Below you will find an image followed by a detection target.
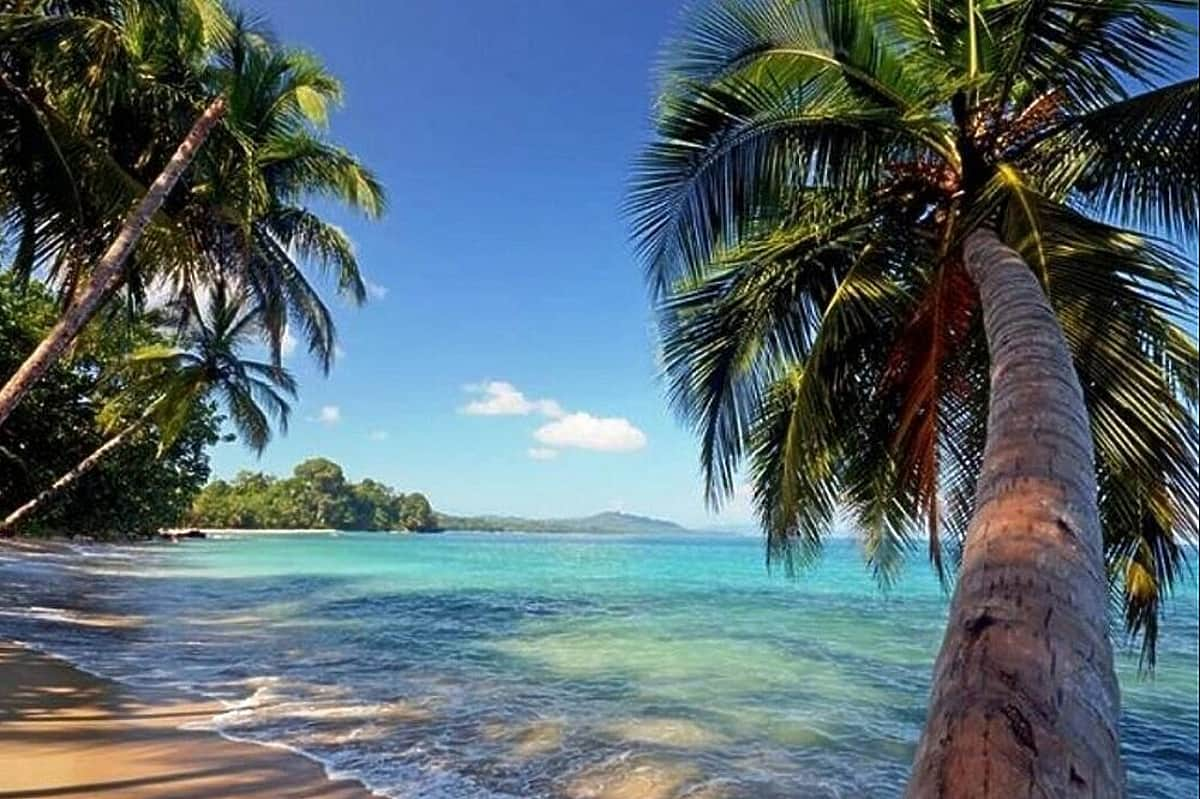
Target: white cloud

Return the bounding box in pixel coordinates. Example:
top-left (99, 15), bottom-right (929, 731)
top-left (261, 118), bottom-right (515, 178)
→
top-left (534, 412), bottom-right (647, 453)
top-left (365, 280), bottom-right (389, 300)
top-left (316, 405), bottom-right (341, 425)
top-left (367, 430), bottom-right (389, 441)
top-left (462, 381), bottom-right (564, 418)
top-left (463, 380), bottom-right (647, 456)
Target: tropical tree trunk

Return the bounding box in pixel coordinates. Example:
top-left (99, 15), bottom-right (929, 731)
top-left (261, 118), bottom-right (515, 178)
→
top-left (0, 418), bottom-right (147, 535)
top-left (0, 95), bottom-right (227, 429)
top-left (906, 228), bottom-right (1123, 797)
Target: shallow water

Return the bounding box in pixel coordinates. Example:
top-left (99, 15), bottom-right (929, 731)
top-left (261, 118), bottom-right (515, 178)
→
top-left (1, 533), bottom-right (1196, 798)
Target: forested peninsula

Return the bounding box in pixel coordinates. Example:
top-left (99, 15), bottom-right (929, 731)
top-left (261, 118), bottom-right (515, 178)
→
top-left (187, 458), bottom-right (437, 531)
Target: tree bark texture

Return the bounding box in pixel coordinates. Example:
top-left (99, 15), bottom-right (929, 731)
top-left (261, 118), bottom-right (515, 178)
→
top-left (906, 227), bottom-right (1123, 798)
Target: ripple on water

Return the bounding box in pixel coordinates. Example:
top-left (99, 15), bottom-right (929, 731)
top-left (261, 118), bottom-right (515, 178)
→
top-left (1, 534), bottom-right (1195, 799)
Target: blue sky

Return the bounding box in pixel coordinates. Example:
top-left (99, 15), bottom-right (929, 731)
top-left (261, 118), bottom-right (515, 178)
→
top-left (209, 0), bottom-right (746, 526)
top-left (211, 1), bottom-right (1198, 527)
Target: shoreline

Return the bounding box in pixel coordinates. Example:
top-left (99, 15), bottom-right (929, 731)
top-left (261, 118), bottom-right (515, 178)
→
top-left (0, 639), bottom-right (378, 799)
top-left (161, 527), bottom-right (339, 535)
top-left (165, 527), bottom-right (737, 536)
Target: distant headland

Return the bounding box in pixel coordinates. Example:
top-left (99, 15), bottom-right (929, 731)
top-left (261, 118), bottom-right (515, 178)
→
top-left (436, 510), bottom-right (690, 535)
top-left (188, 457), bottom-right (691, 535)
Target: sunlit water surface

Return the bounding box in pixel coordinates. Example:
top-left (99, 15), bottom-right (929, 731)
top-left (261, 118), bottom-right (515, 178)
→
top-left (1, 533), bottom-right (1195, 798)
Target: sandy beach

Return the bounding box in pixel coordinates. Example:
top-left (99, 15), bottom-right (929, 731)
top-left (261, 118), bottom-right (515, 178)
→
top-left (0, 641), bottom-right (374, 799)
top-left (161, 528), bottom-right (339, 536)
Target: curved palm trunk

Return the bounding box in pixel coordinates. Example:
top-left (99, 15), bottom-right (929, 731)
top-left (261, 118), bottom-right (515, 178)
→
top-left (0, 96), bottom-right (227, 430)
top-left (0, 418), bottom-right (146, 535)
top-left (907, 228), bottom-right (1122, 797)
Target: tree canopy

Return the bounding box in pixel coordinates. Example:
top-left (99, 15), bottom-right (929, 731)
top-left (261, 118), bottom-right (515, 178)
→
top-left (0, 274), bottom-right (219, 537)
top-left (1, 1), bottom-right (384, 536)
top-left (1, 2), bottom-right (385, 369)
top-left (187, 457), bottom-right (438, 531)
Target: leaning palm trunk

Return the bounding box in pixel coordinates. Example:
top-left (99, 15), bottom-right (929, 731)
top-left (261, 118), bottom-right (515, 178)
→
top-left (0, 96), bottom-right (227, 430)
top-left (907, 228), bottom-right (1122, 797)
top-left (0, 417), bottom-right (148, 535)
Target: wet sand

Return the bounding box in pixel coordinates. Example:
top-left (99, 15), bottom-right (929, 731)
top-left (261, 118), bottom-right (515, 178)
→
top-left (0, 641), bottom-right (374, 798)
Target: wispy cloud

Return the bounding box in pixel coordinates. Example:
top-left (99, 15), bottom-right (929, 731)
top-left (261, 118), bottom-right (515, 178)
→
top-left (462, 380), bottom-right (646, 457)
top-left (534, 412), bottom-right (646, 452)
top-left (315, 405), bottom-right (341, 425)
top-left (367, 430), bottom-right (389, 441)
top-left (365, 280), bottom-right (389, 300)
top-left (462, 381), bottom-right (564, 418)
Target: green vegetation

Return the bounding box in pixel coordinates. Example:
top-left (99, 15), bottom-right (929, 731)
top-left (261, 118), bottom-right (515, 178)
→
top-left (632, 0), bottom-right (1197, 790)
top-left (0, 275), bottom-right (219, 538)
top-left (1, 2), bottom-right (382, 535)
top-left (1, 282), bottom-right (295, 532)
top-left (188, 458), bottom-right (438, 531)
top-left (1, 2), bottom-right (383, 424)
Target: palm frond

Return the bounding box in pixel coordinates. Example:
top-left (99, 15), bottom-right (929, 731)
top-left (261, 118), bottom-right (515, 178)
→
top-left (882, 258), bottom-right (979, 581)
top-left (257, 132), bottom-right (386, 218)
top-left (749, 367), bottom-right (840, 572)
top-left (1028, 79), bottom-right (1199, 238)
top-left (264, 204), bottom-right (365, 303)
top-left (250, 226), bottom-right (338, 372)
top-left (984, 0), bottom-right (1193, 109)
top-left (665, 0), bottom-right (946, 111)
top-left (221, 381), bottom-right (272, 453)
top-left (631, 9), bottom-right (948, 295)
top-left (747, 235), bottom-right (914, 575)
top-left (658, 199), bottom-right (882, 503)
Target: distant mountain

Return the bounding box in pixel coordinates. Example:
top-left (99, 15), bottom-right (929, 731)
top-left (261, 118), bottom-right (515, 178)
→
top-left (436, 510), bottom-right (690, 535)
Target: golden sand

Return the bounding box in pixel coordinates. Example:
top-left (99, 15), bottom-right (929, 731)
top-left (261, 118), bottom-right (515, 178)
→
top-left (0, 641), bottom-right (374, 798)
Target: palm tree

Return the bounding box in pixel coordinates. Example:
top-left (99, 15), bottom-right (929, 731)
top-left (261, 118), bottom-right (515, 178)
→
top-left (630, 0), bottom-right (1197, 794)
top-left (0, 0), bottom-right (232, 426)
top-left (0, 282), bottom-right (295, 533)
top-left (0, 3), bottom-right (384, 426)
top-left (159, 16), bottom-right (386, 372)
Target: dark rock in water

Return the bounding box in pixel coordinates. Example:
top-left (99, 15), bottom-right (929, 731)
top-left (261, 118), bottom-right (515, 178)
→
top-left (181, 529), bottom-right (207, 539)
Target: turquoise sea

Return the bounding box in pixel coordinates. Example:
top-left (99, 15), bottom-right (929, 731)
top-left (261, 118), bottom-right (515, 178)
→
top-left (1, 532), bottom-right (1196, 798)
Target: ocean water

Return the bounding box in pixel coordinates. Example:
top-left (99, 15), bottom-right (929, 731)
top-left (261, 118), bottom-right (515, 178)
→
top-left (1, 532), bottom-right (1196, 798)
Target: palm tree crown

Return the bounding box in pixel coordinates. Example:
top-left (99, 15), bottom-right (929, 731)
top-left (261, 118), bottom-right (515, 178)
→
top-left (166, 14), bottom-right (386, 371)
top-left (630, 0), bottom-right (1198, 662)
top-left (116, 280), bottom-right (297, 455)
top-left (1, 2), bottom-right (385, 372)
top-left (1, 0), bottom-right (231, 281)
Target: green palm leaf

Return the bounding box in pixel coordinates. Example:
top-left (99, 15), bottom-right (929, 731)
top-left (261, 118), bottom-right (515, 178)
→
top-left (1028, 79), bottom-right (1199, 237)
